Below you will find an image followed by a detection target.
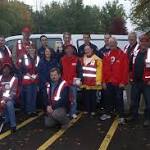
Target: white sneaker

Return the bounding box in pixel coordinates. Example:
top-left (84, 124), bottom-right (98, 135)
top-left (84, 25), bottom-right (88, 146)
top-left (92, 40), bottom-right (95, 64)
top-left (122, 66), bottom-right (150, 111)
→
top-left (91, 112), bottom-right (96, 116)
top-left (100, 114), bottom-right (111, 121)
top-left (118, 118), bottom-right (125, 124)
top-left (72, 114), bottom-right (77, 119)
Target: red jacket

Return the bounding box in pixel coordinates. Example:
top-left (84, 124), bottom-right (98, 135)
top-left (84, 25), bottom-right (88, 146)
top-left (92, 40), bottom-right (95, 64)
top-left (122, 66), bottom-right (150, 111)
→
top-left (61, 55), bottom-right (81, 85)
top-left (103, 49), bottom-right (129, 85)
top-left (16, 40), bottom-right (32, 59)
top-left (18, 54), bottom-right (40, 85)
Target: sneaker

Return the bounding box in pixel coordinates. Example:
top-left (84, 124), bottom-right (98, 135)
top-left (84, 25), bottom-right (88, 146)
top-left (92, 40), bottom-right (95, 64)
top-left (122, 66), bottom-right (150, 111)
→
top-left (100, 114), bottom-right (111, 121)
top-left (91, 112), bottom-right (96, 116)
top-left (83, 111), bottom-right (88, 115)
top-left (72, 114), bottom-right (77, 119)
top-left (143, 120), bottom-right (150, 127)
top-left (118, 118), bottom-right (125, 125)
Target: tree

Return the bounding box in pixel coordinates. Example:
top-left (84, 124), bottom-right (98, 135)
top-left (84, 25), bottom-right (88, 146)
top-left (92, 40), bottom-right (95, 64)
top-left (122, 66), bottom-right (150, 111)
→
top-left (37, 0), bottom-right (101, 33)
top-left (0, 0), bottom-right (34, 36)
top-left (99, 0), bottom-right (127, 34)
top-left (131, 0), bottom-right (150, 31)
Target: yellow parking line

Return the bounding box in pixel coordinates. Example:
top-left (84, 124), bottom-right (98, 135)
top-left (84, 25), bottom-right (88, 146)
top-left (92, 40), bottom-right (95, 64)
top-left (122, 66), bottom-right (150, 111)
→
top-left (37, 112), bottom-right (83, 150)
top-left (0, 112), bottom-right (43, 140)
top-left (98, 118), bottom-right (119, 150)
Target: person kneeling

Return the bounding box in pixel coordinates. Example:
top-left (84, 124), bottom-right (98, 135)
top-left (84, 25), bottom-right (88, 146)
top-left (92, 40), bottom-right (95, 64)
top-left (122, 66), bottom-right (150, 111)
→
top-left (0, 63), bottom-right (18, 133)
top-left (44, 68), bottom-right (69, 129)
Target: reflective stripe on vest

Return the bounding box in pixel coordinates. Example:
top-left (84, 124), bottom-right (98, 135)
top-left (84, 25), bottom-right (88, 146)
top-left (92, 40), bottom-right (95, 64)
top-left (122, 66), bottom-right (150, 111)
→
top-left (82, 66), bottom-right (96, 72)
top-left (54, 81), bottom-right (66, 101)
top-left (0, 76), bottom-right (16, 98)
top-left (35, 56), bottom-right (40, 67)
top-left (124, 44), bottom-right (130, 53)
top-left (18, 40), bottom-right (22, 50)
top-left (145, 76), bottom-right (150, 79)
top-left (23, 74), bottom-right (37, 80)
top-left (133, 44), bottom-right (140, 64)
top-left (83, 73), bottom-right (96, 78)
top-left (0, 52), bottom-right (3, 59)
top-left (82, 65), bottom-right (96, 78)
top-left (5, 45), bottom-right (12, 57)
top-left (24, 54), bottom-right (29, 66)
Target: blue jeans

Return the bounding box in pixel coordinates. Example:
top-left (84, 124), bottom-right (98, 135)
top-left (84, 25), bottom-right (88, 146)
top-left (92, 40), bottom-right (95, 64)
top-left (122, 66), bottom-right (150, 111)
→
top-left (3, 100), bottom-right (16, 127)
top-left (22, 84), bottom-right (37, 114)
top-left (131, 82), bottom-right (150, 120)
top-left (69, 85), bottom-right (77, 116)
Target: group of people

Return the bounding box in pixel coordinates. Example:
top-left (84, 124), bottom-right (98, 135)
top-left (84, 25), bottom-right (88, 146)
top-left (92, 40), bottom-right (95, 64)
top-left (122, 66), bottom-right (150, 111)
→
top-left (0, 26), bottom-right (150, 133)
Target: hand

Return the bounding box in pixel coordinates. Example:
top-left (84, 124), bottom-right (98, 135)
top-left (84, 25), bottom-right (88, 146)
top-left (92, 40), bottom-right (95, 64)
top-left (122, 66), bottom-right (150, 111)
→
top-left (47, 106), bottom-right (53, 114)
top-left (119, 83), bottom-right (125, 88)
top-left (96, 82), bottom-right (102, 86)
top-left (102, 83), bottom-right (107, 90)
top-left (0, 100), bottom-right (6, 108)
top-left (147, 81), bottom-right (150, 85)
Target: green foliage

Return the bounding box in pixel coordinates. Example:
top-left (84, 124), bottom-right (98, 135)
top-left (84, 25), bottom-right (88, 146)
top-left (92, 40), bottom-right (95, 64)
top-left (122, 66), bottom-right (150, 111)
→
top-left (131, 0), bottom-right (150, 31)
top-left (0, 0), bottom-right (127, 36)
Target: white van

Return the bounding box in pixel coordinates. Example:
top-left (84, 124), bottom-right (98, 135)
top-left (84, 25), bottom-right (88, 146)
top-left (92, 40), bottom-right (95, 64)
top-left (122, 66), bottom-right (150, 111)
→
top-left (5, 34), bottom-right (128, 51)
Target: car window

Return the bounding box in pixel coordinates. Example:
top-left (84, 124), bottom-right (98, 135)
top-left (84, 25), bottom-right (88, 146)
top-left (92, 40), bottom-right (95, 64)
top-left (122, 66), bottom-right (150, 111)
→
top-left (6, 38), bottom-right (63, 51)
top-left (5, 39), bottom-right (18, 51)
top-left (36, 38), bottom-right (63, 50)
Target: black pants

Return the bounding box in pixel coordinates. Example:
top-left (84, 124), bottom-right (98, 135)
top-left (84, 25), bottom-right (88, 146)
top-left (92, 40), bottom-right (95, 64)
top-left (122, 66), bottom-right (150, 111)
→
top-left (103, 84), bottom-right (124, 117)
top-left (130, 81), bottom-right (150, 120)
top-left (82, 89), bottom-right (96, 114)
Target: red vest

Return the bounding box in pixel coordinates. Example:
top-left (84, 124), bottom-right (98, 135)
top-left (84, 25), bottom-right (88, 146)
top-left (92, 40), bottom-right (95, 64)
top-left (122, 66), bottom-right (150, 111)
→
top-left (0, 45), bottom-right (12, 69)
top-left (46, 80), bottom-right (67, 108)
top-left (20, 54), bottom-right (40, 85)
top-left (132, 48), bottom-right (150, 83)
top-left (81, 56), bottom-right (97, 86)
top-left (16, 40), bottom-right (32, 59)
top-left (61, 55), bottom-right (78, 85)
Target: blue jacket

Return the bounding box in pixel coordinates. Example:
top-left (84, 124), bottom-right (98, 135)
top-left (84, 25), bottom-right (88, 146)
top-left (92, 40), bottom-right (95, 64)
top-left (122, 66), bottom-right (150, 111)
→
top-left (37, 58), bottom-right (59, 89)
top-left (98, 45), bottom-right (110, 59)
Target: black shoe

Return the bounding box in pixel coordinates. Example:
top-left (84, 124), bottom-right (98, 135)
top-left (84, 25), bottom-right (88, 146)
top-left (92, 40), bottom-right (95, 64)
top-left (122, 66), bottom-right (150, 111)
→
top-left (30, 112), bottom-right (38, 117)
top-left (126, 116), bottom-right (139, 123)
top-left (143, 120), bottom-right (150, 127)
top-left (11, 126), bottom-right (16, 133)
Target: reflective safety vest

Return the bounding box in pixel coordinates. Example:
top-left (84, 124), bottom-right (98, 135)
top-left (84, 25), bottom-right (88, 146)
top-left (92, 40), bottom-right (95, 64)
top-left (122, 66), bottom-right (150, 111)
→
top-left (0, 45), bottom-right (12, 59)
top-left (124, 43), bottom-right (140, 64)
top-left (17, 40), bottom-right (32, 59)
top-left (0, 75), bottom-right (16, 98)
top-left (47, 80), bottom-right (66, 101)
top-left (46, 80), bottom-right (66, 102)
top-left (82, 59), bottom-right (97, 86)
top-left (21, 54), bottom-right (40, 85)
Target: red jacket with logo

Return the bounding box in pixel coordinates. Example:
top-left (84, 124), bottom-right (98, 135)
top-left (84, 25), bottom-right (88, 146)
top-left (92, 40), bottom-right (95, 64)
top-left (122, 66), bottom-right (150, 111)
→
top-left (103, 49), bottom-right (129, 85)
top-left (61, 55), bottom-right (82, 85)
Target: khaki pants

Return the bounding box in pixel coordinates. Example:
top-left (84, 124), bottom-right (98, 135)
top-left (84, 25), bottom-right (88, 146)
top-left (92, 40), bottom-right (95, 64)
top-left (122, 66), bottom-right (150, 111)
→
top-left (44, 107), bottom-right (69, 128)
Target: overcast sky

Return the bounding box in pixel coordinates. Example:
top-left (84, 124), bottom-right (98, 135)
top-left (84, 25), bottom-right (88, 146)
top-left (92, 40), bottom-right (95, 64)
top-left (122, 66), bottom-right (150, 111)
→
top-left (18, 0), bottom-right (134, 31)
